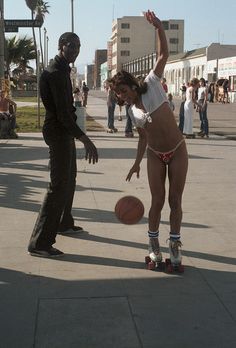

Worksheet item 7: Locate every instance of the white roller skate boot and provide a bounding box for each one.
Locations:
[166,234,184,273]
[145,231,163,270]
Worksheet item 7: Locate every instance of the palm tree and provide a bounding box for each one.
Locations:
[5,36,36,73]
[25,0,38,66]
[5,36,36,89]
[35,1,50,68]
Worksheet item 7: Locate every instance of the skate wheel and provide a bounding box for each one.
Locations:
[165,258,171,266]
[166,264,174,273]
[147,261,155,270]
[178,264,184,273]
[145,256,151,264]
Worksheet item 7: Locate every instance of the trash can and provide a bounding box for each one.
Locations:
[75,106,86,133]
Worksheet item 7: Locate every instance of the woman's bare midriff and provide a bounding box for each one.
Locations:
[145,102,183,152]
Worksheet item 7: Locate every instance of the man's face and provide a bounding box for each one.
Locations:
[62,37,81,63]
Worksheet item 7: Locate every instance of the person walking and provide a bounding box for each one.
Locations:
[110,10,188,270]
[197,78,209,138]
[124,103,134,137]
[183,78,200,138]
[73,87,83,107]
[28,32,98,258]
[82,82,89,107]
[106,83,118,133]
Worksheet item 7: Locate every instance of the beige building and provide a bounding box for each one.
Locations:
[111,15,184,76]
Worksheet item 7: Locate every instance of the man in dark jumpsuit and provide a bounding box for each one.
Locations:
[28,32,98,257]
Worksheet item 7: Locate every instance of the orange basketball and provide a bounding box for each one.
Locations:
[115,196,144,225]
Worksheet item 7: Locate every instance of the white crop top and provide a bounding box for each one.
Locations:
[128,70,168,128]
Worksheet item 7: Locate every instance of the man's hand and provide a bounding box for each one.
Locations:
[79,135,98,164]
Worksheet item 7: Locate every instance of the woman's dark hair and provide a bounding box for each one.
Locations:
[110,70,148,95]
[199,78,206,86]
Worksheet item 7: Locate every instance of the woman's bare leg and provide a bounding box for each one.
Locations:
[147,149,167,232]
[168,142,188,234]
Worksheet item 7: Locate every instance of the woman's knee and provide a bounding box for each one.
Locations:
[150,194,165,212]
[168,195,182,212]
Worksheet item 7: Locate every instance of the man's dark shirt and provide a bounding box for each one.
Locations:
[40,55,85,140]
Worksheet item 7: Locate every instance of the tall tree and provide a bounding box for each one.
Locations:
[5,36,36,73]
[35,1,50,68]
[25,0,38,66]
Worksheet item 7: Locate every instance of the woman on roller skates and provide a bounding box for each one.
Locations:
[110,10,188,272]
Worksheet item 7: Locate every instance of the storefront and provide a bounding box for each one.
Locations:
[218,56,236,102]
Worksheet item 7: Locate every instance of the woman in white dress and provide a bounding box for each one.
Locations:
[183,78,200,138]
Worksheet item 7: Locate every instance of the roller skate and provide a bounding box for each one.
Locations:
[145,231,164,271]
[165,235,184,273]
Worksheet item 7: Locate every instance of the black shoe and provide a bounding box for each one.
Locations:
[58,225,84,235]
[125,132,134,138]
[28,247,64,258]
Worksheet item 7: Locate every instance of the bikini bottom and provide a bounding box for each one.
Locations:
[147,138,185,164]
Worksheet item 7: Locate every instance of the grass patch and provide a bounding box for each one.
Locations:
[14,96,38,103]
[16,106,104,132]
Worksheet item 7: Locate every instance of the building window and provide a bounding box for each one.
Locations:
[121,50,130,56]
[162,21,169,30]
[170,24,179,30]
[121,23,130,29]
[121,37,130,43]
[169,38,179,44]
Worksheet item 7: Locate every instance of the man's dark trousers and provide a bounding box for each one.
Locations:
[28,136,77,251]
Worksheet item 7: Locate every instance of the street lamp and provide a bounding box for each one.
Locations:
[43,27,47,67]
[71,0,74,33]
[0,0,5,81]
[46,35,49,67]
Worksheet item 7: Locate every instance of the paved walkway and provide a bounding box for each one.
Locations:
[0,93,236,347]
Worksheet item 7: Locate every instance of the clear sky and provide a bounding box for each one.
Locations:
[4,0,236,73]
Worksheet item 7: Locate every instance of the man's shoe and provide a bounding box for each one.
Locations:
[125,132,134,138]
[58,225,84,235]
[28,247,64,258]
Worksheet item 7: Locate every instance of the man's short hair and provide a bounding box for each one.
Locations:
[58,32,80,49]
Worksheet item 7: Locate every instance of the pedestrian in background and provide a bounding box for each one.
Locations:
[124,103,134,137]
[183,78,200,138]
[82,82,89,107]
[106,82,117,133]
[73,87,83,107]
[161,77,168,93]
[167,93,175,111]
[197,78,209,138]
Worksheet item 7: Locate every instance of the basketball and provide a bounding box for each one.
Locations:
[115,196,144,225]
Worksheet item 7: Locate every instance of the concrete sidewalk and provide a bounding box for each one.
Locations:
[0,94,236,347]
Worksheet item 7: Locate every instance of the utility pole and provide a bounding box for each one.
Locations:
[0,0,5,85]
[71,0,76,89]
[43,27,47,67]
[71,0,74,32]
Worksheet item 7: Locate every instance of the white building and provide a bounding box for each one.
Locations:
[164,43,236,96]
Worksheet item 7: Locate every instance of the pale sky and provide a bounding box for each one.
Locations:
[4,0,236,73]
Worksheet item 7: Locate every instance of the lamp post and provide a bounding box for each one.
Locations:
[46,35,49,67]
[71,0,74,33]
[43,27,47,67]
[71,0,76,89]
[0,0,5,83]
